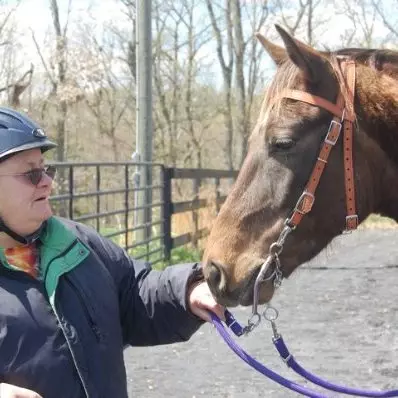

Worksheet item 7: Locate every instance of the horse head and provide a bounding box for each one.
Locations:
[203,25,398,307]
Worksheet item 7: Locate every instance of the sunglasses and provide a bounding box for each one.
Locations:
[0,165,56,186]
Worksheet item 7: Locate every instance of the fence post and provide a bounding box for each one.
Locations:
[161,166,172,262]
[125,165,130,250]
[215,177,221,213]
[68,165,74,219]
[133,163,153,243]
[192,177,200,248]
[96,165,100,232]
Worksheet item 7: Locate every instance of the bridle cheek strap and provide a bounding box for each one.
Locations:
[341,61,357,230]
[281,59,358,232]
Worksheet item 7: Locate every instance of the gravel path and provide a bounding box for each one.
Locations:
[124,228,398,397]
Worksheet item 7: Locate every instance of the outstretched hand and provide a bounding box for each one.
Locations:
[187,281,225,322]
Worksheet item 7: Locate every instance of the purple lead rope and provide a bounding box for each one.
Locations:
[211,310,398,397]
[211,311,331,398]
[273,336,398,397]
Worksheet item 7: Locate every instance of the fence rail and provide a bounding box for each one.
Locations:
[161,167,238,260]
[49,162,237,266]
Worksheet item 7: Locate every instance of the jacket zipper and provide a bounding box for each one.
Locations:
[51,301,91,398]
[65,275,103,342]
[45,239,91,397]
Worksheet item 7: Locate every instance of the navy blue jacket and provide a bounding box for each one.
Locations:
[0,217,204,397]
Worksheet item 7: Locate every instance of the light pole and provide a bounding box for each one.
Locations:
[134,0,152,242]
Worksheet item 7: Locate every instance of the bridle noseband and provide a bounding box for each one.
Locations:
[246,57,359,332]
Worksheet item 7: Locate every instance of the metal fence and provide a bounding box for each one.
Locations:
[49,162,237,266]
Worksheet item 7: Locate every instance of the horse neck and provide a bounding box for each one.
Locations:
[355,66,398,221]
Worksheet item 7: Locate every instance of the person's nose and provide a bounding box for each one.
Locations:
[37,169,54,187]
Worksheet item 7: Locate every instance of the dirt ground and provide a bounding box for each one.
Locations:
[124,228,398,397]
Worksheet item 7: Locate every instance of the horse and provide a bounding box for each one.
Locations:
[202,25,398,308]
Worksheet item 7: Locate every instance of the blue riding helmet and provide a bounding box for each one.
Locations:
[0,107,57,161]
[0,107,57,244]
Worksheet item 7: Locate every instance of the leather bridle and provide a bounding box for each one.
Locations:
[283,57,358,231]
[248,57,359,328]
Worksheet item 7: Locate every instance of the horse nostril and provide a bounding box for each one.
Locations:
[207,261,226,294]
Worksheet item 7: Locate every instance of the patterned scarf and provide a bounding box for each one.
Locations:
[4,243,40,278]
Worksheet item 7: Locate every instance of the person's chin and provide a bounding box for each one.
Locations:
[33,201,53,220]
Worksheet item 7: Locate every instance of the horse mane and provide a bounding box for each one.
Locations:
[333,48,398,124]
[255,62,300,138]
[333,48,398,80]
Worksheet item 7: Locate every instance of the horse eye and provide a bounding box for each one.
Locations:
[270,137,296,151]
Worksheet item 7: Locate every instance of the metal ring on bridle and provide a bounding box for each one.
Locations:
[269,242,283,256]
[241,313,262,335]
[263,306,279,322]
[248,222,294,333]
[248,313,261,328]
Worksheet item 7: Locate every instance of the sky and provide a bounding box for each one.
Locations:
[15,0,124,30]
[13,0,127,59]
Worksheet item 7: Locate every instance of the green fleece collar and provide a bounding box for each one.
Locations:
[40,217,90,301]
[0,217,90,301]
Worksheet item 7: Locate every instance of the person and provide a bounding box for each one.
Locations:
[0,107,225,398]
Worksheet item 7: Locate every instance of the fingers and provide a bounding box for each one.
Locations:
[190,306,212,322]
[207,303,226,321]
[188,281,226,322]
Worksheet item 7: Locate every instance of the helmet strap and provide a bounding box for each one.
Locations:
[0,219,45,245]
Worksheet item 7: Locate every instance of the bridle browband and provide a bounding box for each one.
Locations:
[246,57,359,332]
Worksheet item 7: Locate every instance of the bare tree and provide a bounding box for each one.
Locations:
[337,0,379,47]
[205,0,234,170]
[152,0,181,166]
[31,0,72,162]
[119,0,137,81]
[83,36,133,160]
[372,0,398,43]
[50,0,69,162]
[271,0,328,46]
[182,0,200,167]
[150,0,215,169]
[244,2,269,152]
[205,0,270,168]
[28,0,74,217]
[0,64,34,107]
[176,0,216,169]
[233,1,269,165]
[231,0,246,166]
[0,1,33,108]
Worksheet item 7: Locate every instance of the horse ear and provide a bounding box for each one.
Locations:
[275,24,327,83]
[255,31,287,66]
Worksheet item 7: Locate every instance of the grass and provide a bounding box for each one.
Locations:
[168,246,202,264]
[129,244,202,270]
[98,226,202,270]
